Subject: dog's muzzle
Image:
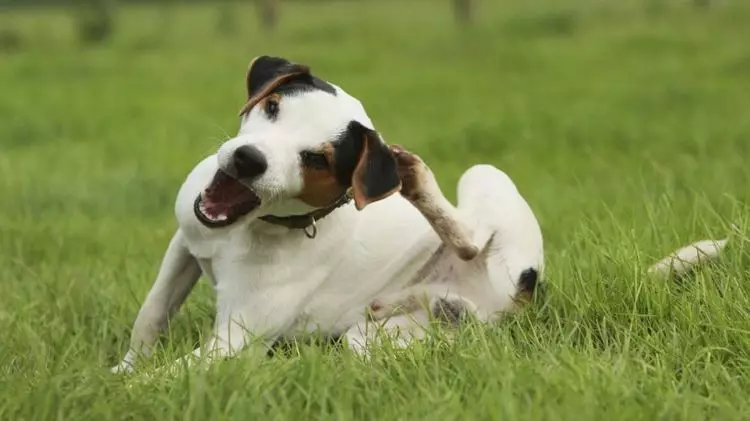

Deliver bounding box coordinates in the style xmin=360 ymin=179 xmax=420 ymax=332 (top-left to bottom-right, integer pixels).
xmin=194 ymin=170 xmax=262 ymax=228
xmin=194 ymin=169 xmax=352 ymax=237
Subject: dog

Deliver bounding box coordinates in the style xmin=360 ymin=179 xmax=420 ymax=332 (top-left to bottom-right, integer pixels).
xmin=111 ymin=55 xmax=545 ymax=373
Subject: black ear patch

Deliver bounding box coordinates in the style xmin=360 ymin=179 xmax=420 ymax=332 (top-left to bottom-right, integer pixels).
xmin=332 ymin=121 xmax=401 ymax=210
xmin=246 ymin=56 xmax=309 ymax=99
xmin=241 ymin=56 xmax=337 ymax=116
xmin=332 ymin=121 xmax=368 ymax=187
xmin=355 ymin=138 xmax=401 ymax=202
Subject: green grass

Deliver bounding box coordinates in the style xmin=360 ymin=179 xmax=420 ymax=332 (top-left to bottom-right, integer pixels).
xmin=2 ymin=0 xmax=750 ymax=419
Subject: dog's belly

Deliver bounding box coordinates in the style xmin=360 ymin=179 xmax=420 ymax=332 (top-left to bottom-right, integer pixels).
xmin=287 ymin=197 xmax=443 ymax=336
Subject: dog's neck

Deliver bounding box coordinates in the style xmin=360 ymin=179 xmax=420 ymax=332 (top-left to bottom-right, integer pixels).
xmin=258 ymin=192 xmax=352 ymax=234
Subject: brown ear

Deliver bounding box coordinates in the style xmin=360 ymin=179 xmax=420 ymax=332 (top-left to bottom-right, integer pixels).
xmin=239 ymin=56 xmax=311 ymax=116
xmin=349 ymin=125 xmax=402 ymax=210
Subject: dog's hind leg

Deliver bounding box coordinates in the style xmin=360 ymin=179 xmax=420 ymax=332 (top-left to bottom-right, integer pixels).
xmin=347 ymin=293 xmax=478 ymax=357
xmin=429 ymin=294 xmax=478 ymax=327
xmin=367 ymin=284 xmax=478 ymax=322
xmin=456 ymin=164 xmax=545 ymax=316
xmin=389 ymin=145 xmax=491 ymax=261
xmin=112 ymin=229 xmax=202 ymax=374
xmin=344 ymin=311 xmax=431 ymax=357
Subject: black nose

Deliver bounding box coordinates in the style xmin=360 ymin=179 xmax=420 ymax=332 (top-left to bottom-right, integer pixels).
xmin=233 ymin=145 xmax=267 ymax=180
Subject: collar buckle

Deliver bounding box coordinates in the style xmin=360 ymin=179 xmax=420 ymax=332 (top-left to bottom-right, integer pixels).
xmin=303 ymin=216 xmax=317 ymax=239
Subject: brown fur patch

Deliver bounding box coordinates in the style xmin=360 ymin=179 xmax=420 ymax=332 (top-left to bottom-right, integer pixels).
xmin=239 ymin=71 xmax=308 ymax=117
xmin=296 ymin=144 xmax=347 ymax=208
xmin=257 ymin=93 xmax=281 ymax=116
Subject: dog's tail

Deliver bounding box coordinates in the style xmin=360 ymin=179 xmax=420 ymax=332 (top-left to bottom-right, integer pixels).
xmin=647 ymin=236 xmax=731 ymax=280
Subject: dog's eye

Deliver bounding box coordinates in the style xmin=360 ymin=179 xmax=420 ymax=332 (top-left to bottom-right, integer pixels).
xmin=264 ymin=98 xmax=280 ymax=119
xmin=300 ymin=151 xmax=329 ymax=170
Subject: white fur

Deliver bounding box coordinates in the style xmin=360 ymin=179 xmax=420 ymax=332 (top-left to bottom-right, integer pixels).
xmin=111 ymin=82 xmax=544 ymax=374
xmin=648 ymin=238 xmax=728 ymax=278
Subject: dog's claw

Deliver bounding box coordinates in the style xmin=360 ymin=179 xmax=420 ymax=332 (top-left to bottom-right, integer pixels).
xmin=389 ymin=144 xmax=422 ymax=166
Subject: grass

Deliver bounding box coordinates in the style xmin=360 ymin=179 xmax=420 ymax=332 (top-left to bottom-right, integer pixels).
xmin=2 ymin=0 xmax=750 ymax=419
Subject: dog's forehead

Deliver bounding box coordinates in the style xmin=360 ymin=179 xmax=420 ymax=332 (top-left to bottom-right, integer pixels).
xmin=276 ymin=82 xmax=375 ymax=145
xmin=287 ymin=82 xmax=373 ymax=130
xmin=236 ymin=77 xmax=376 ymax=152
xmin=329 ymin=83 xmax=375 ymax=130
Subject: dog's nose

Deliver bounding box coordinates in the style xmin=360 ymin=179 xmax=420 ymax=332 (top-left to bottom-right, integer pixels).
xmin=233 ymin=145 xmax=267 ymax=179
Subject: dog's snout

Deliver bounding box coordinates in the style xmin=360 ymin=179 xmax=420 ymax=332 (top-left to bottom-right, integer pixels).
xmin=233 ymin=145 xmax=267 ymax=180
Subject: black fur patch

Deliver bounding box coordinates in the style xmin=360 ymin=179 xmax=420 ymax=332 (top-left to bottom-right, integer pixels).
xmin=519 ymin=268 xmax=547 ymax=303
xmin=518 ymin=268 xmax=538 ymax=294
xmin=357 ymin=143 xmax=400 ymax=201
xmin=332 ymin=121 xmax=400 ymax=198
xmin=247 ymin=56 xmax=301 ymax=97
xmin=245 ymin=56 xmax=337 ymax=112
xmin=332 ymin=121 xmax=367 ymax=186
xmin=272 ymin=74 xmax=336 ymax=97
xmin=311 ymin=75 xmax=337 ymax=95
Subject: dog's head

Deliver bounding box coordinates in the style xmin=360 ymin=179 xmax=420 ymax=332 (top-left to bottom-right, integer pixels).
xmin=194 ymin=56 xmax=402 ymax=229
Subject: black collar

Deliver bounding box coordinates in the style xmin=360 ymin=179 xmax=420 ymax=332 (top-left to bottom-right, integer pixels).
xmin=258 ymin=191 xmax=352 ymax=238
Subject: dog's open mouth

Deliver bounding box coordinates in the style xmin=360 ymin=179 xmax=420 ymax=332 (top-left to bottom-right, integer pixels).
xmin=194 ymin=170 xmax=261 ymax=228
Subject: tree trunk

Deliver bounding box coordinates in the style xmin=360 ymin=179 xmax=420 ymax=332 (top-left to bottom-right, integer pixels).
xmin=453 ymin=0 xmax=474 ymax=26
xmin=76 ymin=0 xmax=117 ymax=45
xmin=218 ymin=0 xmax=239 ymax=36
xmin=257 ymin=0 xmax=279 ymax=32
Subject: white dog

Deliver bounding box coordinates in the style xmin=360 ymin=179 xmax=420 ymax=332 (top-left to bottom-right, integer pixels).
xmin=111 ymin=55 xmax=545 ymax=373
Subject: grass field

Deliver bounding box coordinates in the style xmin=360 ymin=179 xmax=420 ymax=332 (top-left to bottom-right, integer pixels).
xmin=2 ymin=0 xmax=750 ymax=419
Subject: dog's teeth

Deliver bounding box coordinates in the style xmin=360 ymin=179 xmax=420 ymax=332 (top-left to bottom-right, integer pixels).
xmin=217 ymin=214 xmax=228 ymax=221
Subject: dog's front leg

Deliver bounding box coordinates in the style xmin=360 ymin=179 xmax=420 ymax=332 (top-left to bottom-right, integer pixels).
xmin=164 ymin=320 xmax=263 ymax=373
xmin=112 ymin=229 xmax=202 ymax=374
xmin=166 ymin=291 xmax=302 ymax=372
xmin=389 ymin=145 xmax=491 ymax=261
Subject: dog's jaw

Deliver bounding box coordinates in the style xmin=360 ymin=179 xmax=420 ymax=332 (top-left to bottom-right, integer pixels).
xmin=194 ymin=170 xmax=262 ymax=228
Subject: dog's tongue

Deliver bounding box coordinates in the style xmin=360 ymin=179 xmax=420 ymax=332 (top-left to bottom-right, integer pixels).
xmin=202 ymin=171 xmax=256 ymax=219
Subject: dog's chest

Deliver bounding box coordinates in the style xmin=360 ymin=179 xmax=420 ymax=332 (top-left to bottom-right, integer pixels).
xmin=197 ymin=229 xmax=340 ymax=290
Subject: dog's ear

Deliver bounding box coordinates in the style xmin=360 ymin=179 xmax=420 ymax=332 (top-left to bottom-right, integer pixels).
xmin=239 ymin=56 xmax=311 ymax=116
xmin=334 ymin=121 xmax=402 ymax=211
